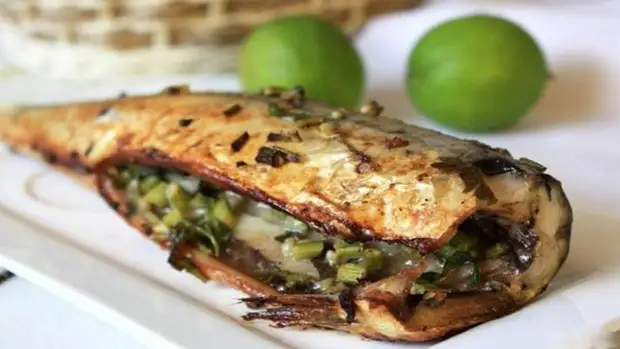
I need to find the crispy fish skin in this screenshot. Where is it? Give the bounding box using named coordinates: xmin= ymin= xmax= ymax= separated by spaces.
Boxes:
xmin=0 ymin=90 xmax=572 ymax=341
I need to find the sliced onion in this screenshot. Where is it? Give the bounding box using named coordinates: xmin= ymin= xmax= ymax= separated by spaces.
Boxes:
xmin=233 ymin=215 xmax=319 ymax=279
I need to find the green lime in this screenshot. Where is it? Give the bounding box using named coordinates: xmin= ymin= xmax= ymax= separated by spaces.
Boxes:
xmin=406 ymin=14 xmax=549 ymax=132
xmin=239 ymin=15 xmax=364 ymax=108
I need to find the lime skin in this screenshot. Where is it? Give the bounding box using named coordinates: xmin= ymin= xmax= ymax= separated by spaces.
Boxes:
xmin=406 ymin=14 xmax=549 ymax=132
xmin=240 ymin=15 xmax=365 ymax=109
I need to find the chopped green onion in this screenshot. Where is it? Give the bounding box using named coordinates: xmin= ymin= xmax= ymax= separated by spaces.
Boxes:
xmin=274 ymin=231 xmax=298 ymax=243
xmin=289 ymin=240 xmax=324 ymax=261
xmin=126 ymin=179 xmax=141 ymax=211
xmin=313 ymin=278 xmax=346 ymax=294
xmin=281 ymin=237 xmax=297 ymax=258
xmin=212 ymin=195 xmax=236 ymax=229
xmin=282 ymin=272 xmax=314 ymax=290
xmin=419 ymin=271 xmax=442 ymax=283
xmin=162 ymin=209 xmax=183 ymax=228
xmin=470 ymin=263 xmax=480 ymax=288
xmin=450 ymin=231 xmax=478 ymax=253
xmin=335 ymin=244 xmax=364 ymax=263
xmin=139 ymin=175 xmax=161 ymax=194
xmin=142 ymin=211 xmax=162 ymax=225
xmin=142 ymin=182 xmax=168 ymax=208
xmin=120 ymin=168 xmax=136 ymax=184
xmin=337 ymin=263 xmax=367 ymax=284
xmin=282 ymin=216 xmax=308 ymax=233
xmin=166 ymin=183 xmax=191 ymax=214
xmin=437 ymin=245 xmax=457 ymax=260
xmin=151 ymin=223 xmax=170 ymax=239
xmin=410 ymin=282 xmax=427 ymax=295
xmin=129 ymin=164 xmax=159 ymax=177
xmin=189 ymin=194 xmax=214 ymax=220
xmin=165 ymin=172 xmax=201 ymax=194
xmin=325 ymin=250 xmax=338 ymax=266
xmin=362 ymin=248 xmax=383 ymax=273
xmin=107 ymin=168 xmax=126 ymax=188
xmin=195 ymin=225 xmax=220 ymax=257
xmin=189 ymin=193 xmax=213 ymax=209
xmin=486 ymin=243 xmax=508 ymax=259
xmin=445 ymin=251 xmax=472 ymax=268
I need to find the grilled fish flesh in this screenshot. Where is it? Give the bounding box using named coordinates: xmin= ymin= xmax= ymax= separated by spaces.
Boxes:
xmin=0 ymin=86 xmax=572 ymax=341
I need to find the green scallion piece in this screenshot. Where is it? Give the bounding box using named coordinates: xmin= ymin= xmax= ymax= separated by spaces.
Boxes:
xmin=486 ymin=243 xmax=508 ymax=259
xmin=450 ymin=231 xmax=478 ymax=253
xmin=166 ymin=183 xmax=191 ymax=214
xmin=313 ymin=278 xmax=346 ymax=294
xmin=281 ymin=237 xmax=297 ymax=258
xmin=120 ymin=168 xmax=135 ymax=184
xmin=212 ymin=196 xmax=236 ymax=229
xmin=143 ymin=211 xmax=162 ymax=225
xmin=195 ymin=225 xmax=220 ymax=257
xmin=189 ymin=193 xmax=213 ymax=209
xmin=337 ymin=263 xmax=367 ymax=284
xmin=126 ymin=179 xmax=141 ymax=207
xmin=335 ymin=244 xmax=364 ymax=263
xmin=290 ymin=240 xmax=324 ymax=261
xmin=107 ymin=168 xmax=126 ymax=188
xmin=282 ymin=216 xmax=308 ymax=233
xmin=470 ymin=263 xmax=480 ymax=288
xmin=142 ymin=182 xmax=168 ymax=208
xmin=189 ymin=194 xmax=214 ymax=220
xmin=362 ymin=248 xmax=383 ymax=273
xmin=164 ymin=172 xmax=201 ymax=195
xmin=151 ymin=223 xmax=170 ymax=240
xmin=162 ymin=209 xmax=183 ymax=228
xmin=410 ymin=282 xmax=427 ymax=295
xmin=139 ymin=175 xmax=161 ymax=194
xmin=130 ymin=164 xmax=159 ymax=177
xmin=282 ymin=272 xmax=313 ymax=289
xmin=446 ymin=251 xmax=472 ymax=268
xmin=437 ymin=245 xmax=457 ymax=260
xmin=325 ymin=250 xmax=338 ymax=266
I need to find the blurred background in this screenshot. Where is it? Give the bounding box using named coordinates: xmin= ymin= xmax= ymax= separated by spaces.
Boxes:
xmin=0 ymin=0 xmax=421 ymax=79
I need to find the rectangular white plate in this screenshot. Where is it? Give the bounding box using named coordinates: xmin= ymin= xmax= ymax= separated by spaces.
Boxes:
xmin=1 ymin=2 xmax=620 ymax=349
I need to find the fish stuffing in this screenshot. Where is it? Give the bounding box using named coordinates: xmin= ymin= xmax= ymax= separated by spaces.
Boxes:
xmin=0 ymin=86 xmax=572 ymax=341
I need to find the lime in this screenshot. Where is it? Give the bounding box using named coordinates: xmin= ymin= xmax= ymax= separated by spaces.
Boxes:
xmin=239 ymin=15 xmax=364 ymax=108
xmin=406 ymin=14 xmax=549 ymax=132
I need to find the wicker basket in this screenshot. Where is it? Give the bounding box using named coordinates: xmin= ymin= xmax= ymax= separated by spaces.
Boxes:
xmin=0 ymin=0 xmax=420 ymax=80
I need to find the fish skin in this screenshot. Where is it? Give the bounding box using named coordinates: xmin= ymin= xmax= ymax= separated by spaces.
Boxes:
xmin=0 ymin=91 xmax=518 ymax=248
xmin=0 ymin=89 xmax=573 ymax=341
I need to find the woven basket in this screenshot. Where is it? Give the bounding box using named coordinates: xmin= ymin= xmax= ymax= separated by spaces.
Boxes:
xmin=0 ymin=0 xmax=420 ymax=80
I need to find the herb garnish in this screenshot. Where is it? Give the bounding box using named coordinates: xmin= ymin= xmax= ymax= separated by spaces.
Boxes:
xmin=223 ymin=104 xmax=242 ymax=117
xmin=266 ymin=131 xmax=302 ymax=142
xmin=268 ymin=103 xmax=284 ymax=117
xmin=231 ymin=132 xmax=250 ymax=153
xmin=179 ymin=118 xmax=193 ymax=127
xmin=163 ymin=85 xmax=189 ymax=95
xmin=255 ymin=146 xmax=301 ymax=167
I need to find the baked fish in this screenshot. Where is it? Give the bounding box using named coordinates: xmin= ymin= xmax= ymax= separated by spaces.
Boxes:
xmin=0 ymin=86 xmax=572 ymax=341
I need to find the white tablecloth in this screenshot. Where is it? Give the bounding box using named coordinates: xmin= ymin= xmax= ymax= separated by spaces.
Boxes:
xmin=0 ymin=1 xmax=618 ymax=348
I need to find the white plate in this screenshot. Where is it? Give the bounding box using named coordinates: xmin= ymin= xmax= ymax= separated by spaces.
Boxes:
xmin=1 ymin=2 xmax=620 ymax=349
